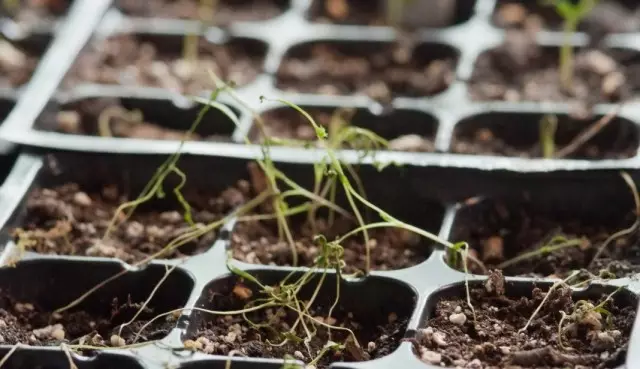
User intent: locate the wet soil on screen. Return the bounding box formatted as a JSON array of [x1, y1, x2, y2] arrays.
[[63, 34, 264, 94], [232, 209, 429, 273], [276, 41, 455, 103], [188, 281, 407, 369], [493, 0, 640, 35], [0, 39, 42, 88], [414, 271, 636, 369], [116, 0, 287, 24], [12, 180, 249, 263], [451, 118, 638, 160], [2, 0, 70, 23], [52, 98, 230, 141], [450, 199, 640, 278], [253, 107, 435, 152], [0, 289, 173, 346], [469, 31, 640, 103]]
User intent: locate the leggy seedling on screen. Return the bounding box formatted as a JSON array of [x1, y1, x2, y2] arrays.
[[183, 0, 218, 68], [540, 0, 599, 92]]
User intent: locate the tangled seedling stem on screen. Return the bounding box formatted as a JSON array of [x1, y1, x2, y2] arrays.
[[589, 171, 640, 267], [116, 264, 179, 337], [520, 270, 580, 333], [497, 236, 585, 270], [554, 106, 620, 159], [97, 105, 144, 137], [557, 285, 624, 350]]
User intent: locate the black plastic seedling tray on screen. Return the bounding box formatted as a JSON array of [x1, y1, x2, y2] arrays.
[[0, 0, 639, 369]]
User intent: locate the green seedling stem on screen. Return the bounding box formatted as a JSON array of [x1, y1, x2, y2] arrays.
[[183, 0, 218, 65], [497, 236, 584, 270], [539, 114, 558, 158], [541, 0, 599, 91]]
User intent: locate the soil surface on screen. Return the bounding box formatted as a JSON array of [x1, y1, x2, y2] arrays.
[[311, 0, 465, 28], [469, 31, 640, 103], [0, 289, 173, 346], [0, 39, 42, 88], [451, 119, 638, 160], [451, 199, 640, 278], [2, 0, 70, 23], [253, 108, 435, 152], [493, 1, 640, 35], [52, 98, 230, 141], [116, 0, 286, 23], [12, 180, 249, 263], [63, 34, 264, 94], [276, 41, 455, 103], [188, 280, 407, 369], [232, 209, 429, 273], [414, 271, 636, 369]]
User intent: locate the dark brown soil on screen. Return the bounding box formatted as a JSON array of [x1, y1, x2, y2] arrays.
[[63, 34, 264, 94], [0, 289, 173, 346], [414, 271, 636, 369], [0, 39, 42, 88], [253, 107, 435, 152], [232, 211, 428, 274], [52, 98, 230, 141], [450, 199, 640, 278], [2, 0, 70, 22], [12, 180, 249, 263], [493, 0, 640, 35], [276, 41, 456, 103], [469, 31, 640, 103], [451, 116, 638, 160], [310, 0, 472, 28], [115, 0, 287, 23], [188, 281, 407, 369]]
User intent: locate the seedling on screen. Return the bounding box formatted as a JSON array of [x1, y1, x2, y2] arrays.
[[27, 69, 483, 368], [183, 0, 218, 66], [540, 0, 599, 91], [539, 114, 558, 158]]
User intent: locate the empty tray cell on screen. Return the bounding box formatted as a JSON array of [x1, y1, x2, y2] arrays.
[[451, 111, 639, 160], [251, 106, 437, 152], [1, 0, 72, 23], [186, 270, 415, 368], [0, 259, 193, 346], [63, 34, 266, 94], [36, 96, 238, 141], [276, 41, 457, 102], [230, 164, 445, 272], [0, 34, 50, 88], [414, 272, 637, 368], [9, 154, 257, 262], [447, 177, 640, 278], [116, 0, 289, 23], [493, 0, 640, 33], [469, 41, 640, 103], [309, 0, 477, 28]]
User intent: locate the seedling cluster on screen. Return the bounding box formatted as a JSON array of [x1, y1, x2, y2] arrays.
[[0, 1, 638, 369]]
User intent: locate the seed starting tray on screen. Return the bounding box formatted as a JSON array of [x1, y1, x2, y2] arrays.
[[0, 0, 639, 368]]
